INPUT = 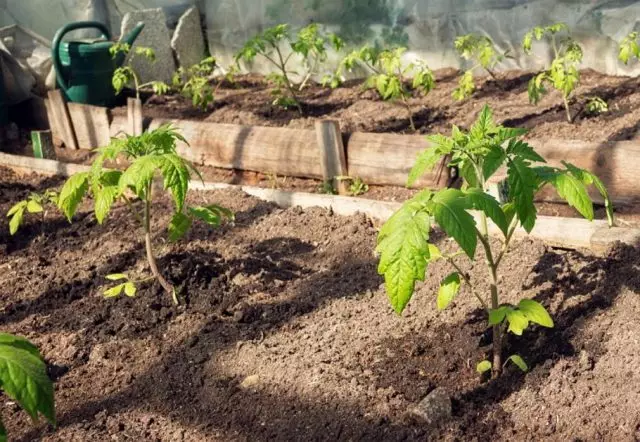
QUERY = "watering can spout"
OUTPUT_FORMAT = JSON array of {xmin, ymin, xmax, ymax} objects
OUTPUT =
[{"xmin": 115, "ymin": 22, "xmax": 145, "ymax": 65}]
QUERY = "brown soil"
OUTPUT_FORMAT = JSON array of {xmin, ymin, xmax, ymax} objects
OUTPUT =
[
  {"xmin": 114, "ymin": 69, "xmax": 640, "ymax": 141},
  {"xmin": 1, "ymin": 166, "xmax": 640, "ymax": 441}
]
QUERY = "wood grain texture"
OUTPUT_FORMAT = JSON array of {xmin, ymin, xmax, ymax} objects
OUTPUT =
[
  {"xmin": 45, "ymin": 90, "xmax": 78, "ymax": 149},
  {"xmin": 67, "ymin": 103, "xmax": 111, "ymax": 149},
  {"xmin": 315, "ymin": 120, "xmax": 348, "ymax": 194}
]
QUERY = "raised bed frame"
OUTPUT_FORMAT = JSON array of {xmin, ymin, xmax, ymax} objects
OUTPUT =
[{"xmin": 43, "ymin": 94, "xmax": 640, "ymax": 206}]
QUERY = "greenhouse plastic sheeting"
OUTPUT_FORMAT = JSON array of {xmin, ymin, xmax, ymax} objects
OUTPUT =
[{"xmin": 2, "ymin": 0, "xmax": 640, "ymax": 76}]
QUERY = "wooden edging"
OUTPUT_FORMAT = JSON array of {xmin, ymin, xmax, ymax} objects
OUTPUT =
[{"xmin": 2, "ymin": 152, "xmax": 638, "ymax": 256}]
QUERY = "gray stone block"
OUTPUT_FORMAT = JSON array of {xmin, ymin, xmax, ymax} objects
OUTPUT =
[
  {"xmin": 120, "ymin": 8, "xmax": 175, "ymax": 84},
  {"xmin": 171, "ymin": 6, "xmax": 205, "ymax": 69}
]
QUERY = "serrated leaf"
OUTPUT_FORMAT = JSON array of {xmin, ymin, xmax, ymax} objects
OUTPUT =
[
  {"xmin": 426, "ymin": 244, "xmax": 442, "ymax": 262},
  {"xmin": 103, "ymin": 283, "xmax": 125, "ymax": 298},
  {"xmin": 489, "ymin": 306, "xmax": 510, "ymax": 325},
  {"xmin": 469, "ymin": 105, "xmax": 495, "ymax": 141},
  {"xmin": 58, "ymin": 172, "xmax": 90, "ymax": 221},
  {"xmin": 426, "ymin": 134, "xmax": 455, "ymax": 154},
  {"xmin": 407, "ymin": 148, "xmax": 444, "ymax": 187},
  {"xmin": 376, "ymin": 195, "xmax": 432, "ymax": 314},
  {"xmin": 518, "ymin": 299, "xmax": 554, "ymax": 328},
  {"xmin": 8, "ymin": 205, "xmax": 25, "ymax": 235},
  {"xmin": 545, "ymin": 171, "xmax": 594, "ymax": 221},
  {"xmin": 105, "ymin": 273, "xmax": 128, "ymax": 281},
  {"xmin": 123, "ymin": 282, "xmax": 137, "ymax": 297},
  {"xmin": 508, "ymin": 354, "xmax": 529, "ymax": 372},
  {"xmin": 7, "ymin": 201, "xmax": 27, "ymax": 217},
  {"xmin": 93, "ymin": 185, "xmax": 119, "ymax": 224},
  {"xmin": 507, "ymin": 139, "xmax": 545, "ymax": 163},
  {"xmin": 437, "ymin": 272, "xmax": 461, "ymax": 310},
  {"xmin": 26, "ymin": 199, "xmax": 43, "ymax": 213},
  {"xmin": 159, "ymin": 154, "xmax": 190, "ymax": 212},
  {"xmin": 464, "ymin": 189, "xmax": 508, "ymax": 235},
  {"xmin": 188, "ymin": 205, "xmax": 233, "ymax": 227},
  {"xmin": 507, "ymin": 157, "xmax": 537, "ymax": 233},
  {"xmin": 505, "ymin": 309, "xmax": 529, "ymax": 335},
  {"xmin": 476, "ymin": 360, "xmax": 492, "ymax": 373},
  {"xmin": 168, "ymin": 212, "xmax": 192, "ymax": 242},
  {"xmin": 482, "ymin": 145, "xmax": 506, "ymax": 180},
  {"xmin": 0, "ymin": 336, "xmax": 56, "ymax": 425},
  {"xmin": 430, "ymin": 189, "xmax": 477, "ymax": 258},
  {"xmin": 562, "ymin": 162, "xmax": 614, "ymax": 226}
]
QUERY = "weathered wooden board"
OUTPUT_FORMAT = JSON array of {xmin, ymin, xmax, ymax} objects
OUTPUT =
[
  {"xmin": 45, "ymin": 90, "xmax": 78, "ymax": 149},
  {"xmin": 67, "ymin": 102, "xmax": 111, "ymax": 149},
  {"xmin": 316, "ymin": 120, "xmax": 348, "ymax": 194}
]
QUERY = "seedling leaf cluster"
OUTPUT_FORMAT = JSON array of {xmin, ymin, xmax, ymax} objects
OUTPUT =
[{"xmin": 377, "ymin": 105, "xmax": 613, "ymax": 376}]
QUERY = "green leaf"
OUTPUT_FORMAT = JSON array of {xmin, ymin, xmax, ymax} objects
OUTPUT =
[
  {"xmin": 507, "ymin": 157, "xmax": 537, "ymax": 233},
  {"xmin": 58, "ymin": 172, "xmax": 90, "ymax": 221},
  {"xmin": 464, "ymin": 189, "xmax": 508, "ymax": 235},
  {"xmin": 8, "ymin": 205, "xmax": 25, "ymax": 235},
  {"xmin": 168, "ymin": 212, "xmax": 192, "ymax": 242},
  {"xmin": 545, "ymin": 171, "xmax": 594, "ymax": 221},
  {"xmin": 426, "ymin": 243, "xmax": 442, "ymax": 262},
  {"xmin": 505, "ymin": 309, "xmax": 529, "ymax": 335},
  {"xmin": 476, "ymin": 360, "xmax": 492, "ymax": 373},
  {"xmin": 426, "ymin": 134, "xmax": 455, "ymax": 154},
  {"xmin": 123, "ymin": 282, "xmax": 137, "ymax": 297},
  {"xmin": 26, "ymin": 199, "xmax": 43, "ymax": 213},
  {"xmin": 7, "ymin": 201, "xmax": 27, "ymax": 217},
  {"xmin": 482, "ymin": 145, "xmax": 506, "ymax": 180},
  {"xmin": 518, "ymin": 299, "xmax": 554, "ymax": 328},
  {"xmin": 507, "ymin": 139, "xmax": 545, "ymax": 163},
  {"xmin": 159, "ymin": 154, "xmax": 191, "ymax": 212},
  {"xmin": 0, "ymin": 334, "xmax": 42, "ymax": 359},
  {"xmin": 407, "ymin": 148, "xmax": 444, "ymax": 187},
  {"xmin": 105, "ymin": 273, "xmax": 128, "ymax": 281},
  {"xmin": 469, "ymin": 105, "xmax": 495, "ymax": 142},
  {"xmin": 103, "ymin": 283, "xmax": 125, "ymax": 298},
  {"xmin": 0, "ymin": 335, "xmax": 56, "ymax": 425},
  {"xmin": 489, "ymin": 306, "xmax": 509, "ymax": 325},
  {"xmin": 93, "ymin": 185, "xmax": 119, "ymax": 224},
  {"xmin": 430, "ymin": 189, "xmax": 477, "ymax": 258},
  {"xmin": 376, "ymin": 195, "xmax": 433, "ymax": 314},
  {"xmin": 437, "ymin": 272, "xmax": 461, "ymax": 310},
  {"xmin": 189, "ymin": 205, "xmax": 233, "ymax": 226},
  {"xmin": 119, "ymin": 156, "xmax": 160, "ymax": 197},
  {"xmin": 562, "ymin": 162, "xmax": 614, "ymax": 226},
  {"xmin": 508, "ymin": 354, "xmax": 529, "ymax": 372}
]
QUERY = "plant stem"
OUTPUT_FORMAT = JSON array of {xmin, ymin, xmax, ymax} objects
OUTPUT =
[
  {"xmin": 447, "ymin": 258, "xmax": 488, "ymax": 311},
  {"xmin": 274, "ymin": 45, "xmax": 303, "ymax": 114},
  {"xmin": 143, "ymin": 184, "xmax": 177, "ymax": 304},
  {"xmin": 400, "ymin": 93, "xmax": 416, "ymax": 132},
  {"xmin": 563, "ymin": 95, "xmax": 572, "ymax": 123},
  {"xmin": 299, "ymin": 57, "xmax": 318, "ymax": 91},
  {"xmin": 489, "ymin": 266, "xmax": 502, "ymax": 376}
]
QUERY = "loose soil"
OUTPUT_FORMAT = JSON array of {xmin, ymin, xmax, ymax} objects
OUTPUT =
[
  {"xmin": 113, "ymin": 69, "xmax": 640, "ymax": 141},
  {"xmin": 1, "ymin": 166, "xmax": 639, "ymax": 441}
]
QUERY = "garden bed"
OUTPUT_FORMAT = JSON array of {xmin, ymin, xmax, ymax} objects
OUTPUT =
[
  {"xmin": 113, "ymin": 69, "xmax": 640, "ymax": 141},
  {"xmin": 1, "ymin": 166, "xmax": 640, "ymax": 441}
]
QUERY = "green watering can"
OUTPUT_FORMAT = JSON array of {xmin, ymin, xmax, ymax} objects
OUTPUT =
[{"xmin": 52, "ymin": 21, "xmax": 145, "ymax": 106}]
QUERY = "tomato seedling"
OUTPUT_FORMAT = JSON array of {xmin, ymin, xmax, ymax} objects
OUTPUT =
[
  {"xmin": 169, "ymin": 56, "xmax": 217, "ymax": 110},
  {"xmin": 619, "ymin": 32, "xmax": 640, "ymax": 65},
  {"xmin": 377, "ymin": 105, "xmax": 613, "ymax": 377},
  {"xmin": 110, "ymin": 43, "xmax": 168, "ymax": 99},
  {"xmin": 453, "ymin": 33, "xmax": 509, "ymax": 100},
  {"xmin": 335, "ymin": 46, "xmax": 435, "ymax": 132},
  {"xmin": 522, "ymin": 23, "xmax": 583, "ymax": 122},
  {"xmin": 56, "ymin": 125, "xmax": 233, "ymax": 304},
  {"xmin": 7, "ymin": 190, "xmax": 58, "ymax": 235}
]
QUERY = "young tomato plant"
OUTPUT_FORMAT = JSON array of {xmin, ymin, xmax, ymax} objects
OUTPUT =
[
  {"xmin": 453, "ymin": 33, "xmax": 509, "ymax": 100},
  {"xmin": 293, "ymin": 24, "xmax": 344, "ymax": 91},
  {"xmin": 169, "ymin": 56, "xmax": 217, "ymax": 110},
  {"xmin": 56, "ymin": 125, "xmax": 232, "ymax": 304},
  {"xmin": 619, "ymin": 32, "xmax": 640, "ymax": 64},
  {"xmin": 377, "ymin": 105, "xmax": 613, "ymax": 377},
  {"xmin": 235, "ymin": 24, "xmax": 302, "ymax": 113},
  {"xmin": 7, "ymin": 190, "xmax": 58, "ymax": 235},
  {"xmin": 522, "ymin": 23, "xmax": 583, "ymax": 122},
  {"xmin": 338, "ymin": 46, "xmax": 435, "ymax": 132},
  {"xmin": 0, "ymin": 333, "xmax": 56, "ymax": 440},
  {"xmin": 109, "ymin": 43, "xmax": 169, "ymax": 99}
]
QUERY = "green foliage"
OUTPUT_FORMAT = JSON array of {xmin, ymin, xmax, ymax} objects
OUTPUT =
[
  {"xmin": 377, "ymin": 105, "xmax": 613, "ymax": 376},
  {"xmin": 335, "ymin": 46, "xmax": 435, "ymax": 131},
  {"xmin": 293, "ymin": 24, "xmax": 344, "ymax": 91},
  {"xmin": 336, "ymin": 175, "xmax": 369, "ymax": 196},
  {"xmin": 585, "ymin": 96, "xmax": 608, "ymax": 115},
  {"xmin": 522, "ymin": 23, "xmax": 583, "ymax": 122},
  {"xmin": 6, "ymin": 190, "xmax": 58, "ymax": 235},
  {"xmin": 0, "ymin": 333, "xmax": 56, "ymax": 439},
  {"xmin": 109, "ymin": 43, "xmax": 157, "ymax": 99},
  {"xmin": 453, "ymin": 34, "xmax": 508, "ymax": 100},
  {"xmin": 618, "ymin": 32, "xmax": 640, "ymax": 64},
  {"xmin": 168, "ymin": 57, "xmax": 217, "ymax": 110},
  {"xmin": 58, "ymin": 125, "xmax": 232, "ymax": 303}
]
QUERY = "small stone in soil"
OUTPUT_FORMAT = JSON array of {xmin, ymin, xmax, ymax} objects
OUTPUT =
[
  {"xmin": 240, "ymin": 374, "xmax": 260, "ymax": 389},
  {"xmin": 406, "ymin": 387, "xmax": 452, "ymax": 425}
]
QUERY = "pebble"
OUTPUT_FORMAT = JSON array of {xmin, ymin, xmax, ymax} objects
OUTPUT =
[
  {"xmin": 240, "ymin": 374, "xmax": 260, "ymax": 389},
  {"xmin": 406, "ymin": 387, "xmax": 452, "ymax": 425}
]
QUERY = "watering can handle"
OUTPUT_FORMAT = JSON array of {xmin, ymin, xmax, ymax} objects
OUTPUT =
[{"xmin": 52, "ymin": 21, "xmax": 112, "ymax": 92}]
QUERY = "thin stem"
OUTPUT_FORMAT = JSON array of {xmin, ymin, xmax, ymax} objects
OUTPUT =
[
  {"xmin": 490, "ymin": 267, "xmax": 502, "ymax": 377},
  {"xmin": 494, "ymin": 217, "xmax": 520, "ymax": 269},
  {"xmin": 401, "ymin": 93, "xmax": 416, "ymax": 132},
  {"xmin": 132, "ymin": 71, "xmax": 141, "ymax": 100},
  {"xmin": 446, "ymin": 258, "xmax": 489, "ymax": 311},
  {"xmin": 299, "ymin": 57, "xmax": 318, "ymax": 91},
  {"xmin": 142, "ymin": 183, "xmax": 177, "ymax": 304},
  {"xmin": 274, "ymin": 45, "xmax": 303, "ymax": 114},
  {"xmin": 563, "ymin": 95, "xmax": 572, "ymax": 123}
]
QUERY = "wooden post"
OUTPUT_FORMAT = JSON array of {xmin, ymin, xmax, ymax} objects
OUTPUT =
[
  {"xmin": 315, "ymin": 120, "xmax": 348, "ymax": 195},
  {"xmin": 45, "ymin": 90, "xmax": 78, "ymax": 149},
  {"xmin": 67, "ymin": 103, "xmax": 111, "ymax": 148},
  {"xmin": 127, "ymin": 97, "xmax": 143, "ymax": 136},
  {"xmin": 31, "ymin": 130, "xmax": 56, "ymax": 159}
]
